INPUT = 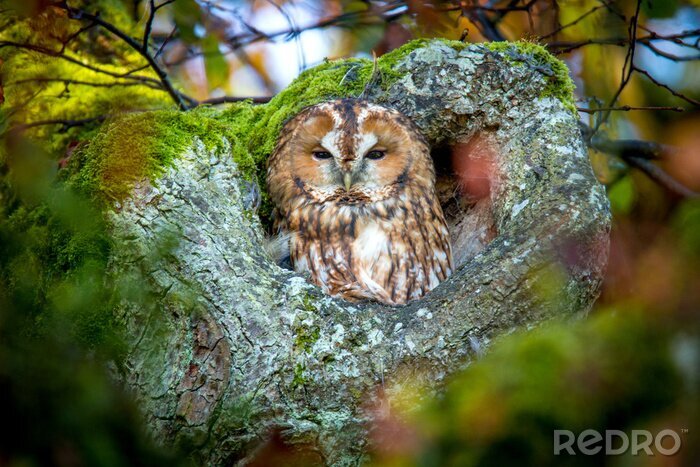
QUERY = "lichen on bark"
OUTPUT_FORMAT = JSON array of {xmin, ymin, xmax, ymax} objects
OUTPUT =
[{"xmin": 85, "ymin": 39, "xmax": 611, "ymax": 465}]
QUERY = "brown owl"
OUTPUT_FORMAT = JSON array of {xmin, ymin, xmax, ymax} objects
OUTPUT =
[{"xmin": 267, "ymin": 99, "xmax": 453, "ymax": 305}]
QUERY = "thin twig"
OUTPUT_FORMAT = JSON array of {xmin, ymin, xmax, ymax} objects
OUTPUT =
[
  {"xmin": 9, "ymin": 108, "xmax": 152, "ymax": 133},
  {"xmin": 199, "ymin": 96, "xmax": 271, "ymax": 105},
  {"xmin": 59, "ymin": 20, "xmax": 97, "ymax": 53},
  {"xmin": 539, "ymin": 3, "xmax": 606, "ymax": 39},
  {"xmin": 625, "ymin": 156, "xmax": 698, "ymax": 198},
  {"xmin": 154, "ymin": 26, "xmax": 177, "ymax": 59},
  {"xmin": 142, "ymin": 0, "xmax": 175, "ymax": 51},
  {"xmin": 641, "ymin": 42, "xmax": 700, "ymax": 62},
  {"xmin": 0, "ymin": 41, "xmax": 161, "ymax": 84},
  {"xmin": 142, "ymin": 0, "xmax": 157, "ymax": 51},
  {"xmin": 6, "ymin": 77, "xmax": 162, "ymax": 90},
  {"xmin": 592, "ymin": 0, "xmax": 642, "ymax": 136},
  {"xmin": 57, "ymin": 2, "xmax": 190, "ymax": 110},
  {"xmin": 547, "ymin": 28, "xmax": 700, "ymax": 53},
  {"xmin": 590, "ymin": 137, "xmax": 678, "ymax": 160},
  {"xmin": 580, "ymin": 124, "xmax": 695, "ymax": 196},
  {"xmin": 578, "ymin": 105, "xmax": 684, "ymax": 113},
  {"xmin": 634, "ymin": 67, "xmax": 700, "ymax": 106},
  {"xmin": 10, "ymin": 115, "xmax": 109, "ymax": 132}
]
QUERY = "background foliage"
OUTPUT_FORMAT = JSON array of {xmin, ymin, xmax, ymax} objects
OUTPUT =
[{"xmin": 1, "ymin": 0, "xmax": 699, "ymax": 465}]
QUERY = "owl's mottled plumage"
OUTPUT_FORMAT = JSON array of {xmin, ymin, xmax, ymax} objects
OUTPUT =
[{"xmin": 267, "ymin": 99, "xmax": 453, "ymax": 305}]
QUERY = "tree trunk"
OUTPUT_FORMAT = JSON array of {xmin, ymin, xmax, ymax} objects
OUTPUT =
[{"xmin": 107, "ymin": 41, "xmax": 610, "ymax": 465}]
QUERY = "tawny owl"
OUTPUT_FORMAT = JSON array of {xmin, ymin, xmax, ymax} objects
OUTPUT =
[{"xmin": 267, "ymin": 99, "xmax": 453, "ymax": 305}]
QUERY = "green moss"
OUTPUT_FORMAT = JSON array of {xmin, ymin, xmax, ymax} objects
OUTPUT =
[
  {"xmin": 67, "ymin": 105, "xmax": 257, "ymax": 203},
  {"xmin": 483, "ymin": 40, "xmax": 577, "ymax": 115},
  {"xmin": 0, "ymin": 139, "xmax": 120, "ymax": 354},
  {"xmin": 294, "ymin": 324, "xmax": 321, "ymax": 353},
  {"xmin": 292, "ymin": 362, "xmax": 307, "ymax": 388},
  {"xmin": 1, "ymin": 0, "xmax": 173, "ymax": 160},
  {"xmin": 301, "ymin": 294, "xmax": 319, "ymax": 312}
]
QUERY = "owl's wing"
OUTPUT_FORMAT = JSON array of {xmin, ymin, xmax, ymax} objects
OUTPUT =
[{"xmin": 264, "ymin": 231, "xmax": 293, "ymax": 270}]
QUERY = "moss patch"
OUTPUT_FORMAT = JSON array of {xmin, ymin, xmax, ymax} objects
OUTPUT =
[
  {"xmin": 0, "ymin": 138, "xmax": 120, "ymax": 354},
  {"xmin": 67, "ymin": 105, "xmax": 257, "ymax": 203},
  {"xmin": 483, "ymin": 40, "xmax": 577, "ymax": 114},
  {"xmin": 294, "ymin": 324, "xmax": 321, "ymax": 353},
  {"xmin": 292, "ymin": 362, "xmax": 308, "ymax": 388}
]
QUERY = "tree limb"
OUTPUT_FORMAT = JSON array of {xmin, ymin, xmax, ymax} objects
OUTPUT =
[
  {"xmin": 108, "ymin": 41, "xmax": 610, "ymax": 465},
  {"xmin": 56, "ymin": 1, "xmax": 190, "ymax": 110}
]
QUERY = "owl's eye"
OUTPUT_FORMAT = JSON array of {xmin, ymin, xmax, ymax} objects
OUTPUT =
[
  {"xmin": 312, "ymin": 151, "xmax": 332, "ymax": 160},
  {"xmin": 366, "ymin": 150, "xmax": 386, "ymax": 160}
]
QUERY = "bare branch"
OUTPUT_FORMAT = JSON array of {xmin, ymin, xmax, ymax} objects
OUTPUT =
[
  {"xmin": 591, "ymin": 0, "xmax": 642, "ymax": 135},
  {"xmin": 142, "ymin": 0, "xmax": 157, "ymax": 51},
  {"xmin": 641, "ymin": 42, "xmax": 700, "ymax": 62},
  {"xmin": 8, "ymin": 108, "xmax": 152, "ymax": 134},
  {"xmin": 143, "ymin": 0, "xmax": 175, "ymax": 52},
  {"xmin": 9, "ymin": 115, "xmax": 109, "ymax": 133},
  {"xmin": 6, "ymin": 77, "xmax": 162, "ymax": 90},
  {"xmin": 199, "ymin": 96, "xmax": 271, "ymax": 105},
  {"xmin": 154, "ymin": 26, "xmax": 177, "ymax": 59},
  {"xmin": 539, "ymin": 4, "xmax": 606, "ymax": 40},
  {"xmin": 121, "ymin": 64, "xmax": 151, "ymax": 76},
  {"xmin": 625, "ymin": 156, "xmax": 699, "ymax": 198},
  {"xmin": 547, "ymin": 37, "xmax": 627, "ymax": 53},
  {"xmin": 58, "ymin": 20, "xmax": 97, "ymax": 53},
  {"xmin": 547, "ymin": 29, "xmax": 700, "ymax": 54},
  {"xmin": 0, "ymin": 41, "xmax": 161, "ymax": 85},
  {"xmin": 590, "ymin": 137, "xmax": 679, "ymax": 160},
  {"xmin": 634, "ymin": 67, "xmax": 700, "ymax": 106},
  {"xmin": 57, "ymin": 2, "xmax": 190, "ymax": 110},
  {"xmin": 577, "ymin": 105, "xmax": 684, "ymax": 113},
  {"xmin": 581, "ymin": 125, "xmax": 695, "ymax": 197}
]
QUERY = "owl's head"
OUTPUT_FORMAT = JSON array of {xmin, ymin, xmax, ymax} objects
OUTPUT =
[{"xmin": 268, "ymin": 99, "xmax": 435, "ymax": 208}]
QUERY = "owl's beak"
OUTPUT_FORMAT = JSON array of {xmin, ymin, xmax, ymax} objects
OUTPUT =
[{"xmin": 343, "ymin": 172, "xmax": 353, "ymax": 191}]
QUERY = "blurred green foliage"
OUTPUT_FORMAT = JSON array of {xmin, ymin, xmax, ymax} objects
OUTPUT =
[
  {"xmin": 0, "ymin": 135, "xmax": 190, "ymax": 466},
  {"xmin": 606, "ymin": 175, "xmax": 635, "ymax": 215},
  {"xmin": 370, "ymin": 310, "xmax": 699, "ymax": 466},
  {"xmin": 0, "ymin": 136, "xmax": 115, "ymax": 350}
]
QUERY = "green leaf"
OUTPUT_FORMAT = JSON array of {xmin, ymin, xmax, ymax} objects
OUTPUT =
[
  {"xmin": 607, "ymin": 175, "xmax": 636, "ymax": 215},
  {"xmin": 172, "ymin": 0, "xmax": 201, "ymax": 42},
  {"xmin": 642, "ymin": 0, "xmax": 679, "ymax": 18},
  {"xmin": 202, "ymin": 36, "xmax": 229, "ymax": 90},
  {"xmin": 672, "ymin": 199, "xmax": 700, "ymax": 257}
]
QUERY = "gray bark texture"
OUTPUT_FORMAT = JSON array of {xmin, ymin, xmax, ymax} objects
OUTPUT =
[{"xmin": 109, "ymin": 41, "xmax": 611, "ymax": 465}]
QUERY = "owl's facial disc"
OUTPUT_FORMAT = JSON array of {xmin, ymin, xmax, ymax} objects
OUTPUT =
[{"xmin": 283, "ymin": 101, "xmax": 427, "ymax": 204}]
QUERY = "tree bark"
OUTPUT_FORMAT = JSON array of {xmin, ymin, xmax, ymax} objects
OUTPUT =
[{"xmin": 108, "ymin": 41, "xmax": 610, "ymax": 465}]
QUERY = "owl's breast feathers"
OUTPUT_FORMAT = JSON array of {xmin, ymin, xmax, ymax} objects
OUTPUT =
[{"xmin": 281, "ymin": 184, "xmax": 453, "ymax": 305}]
